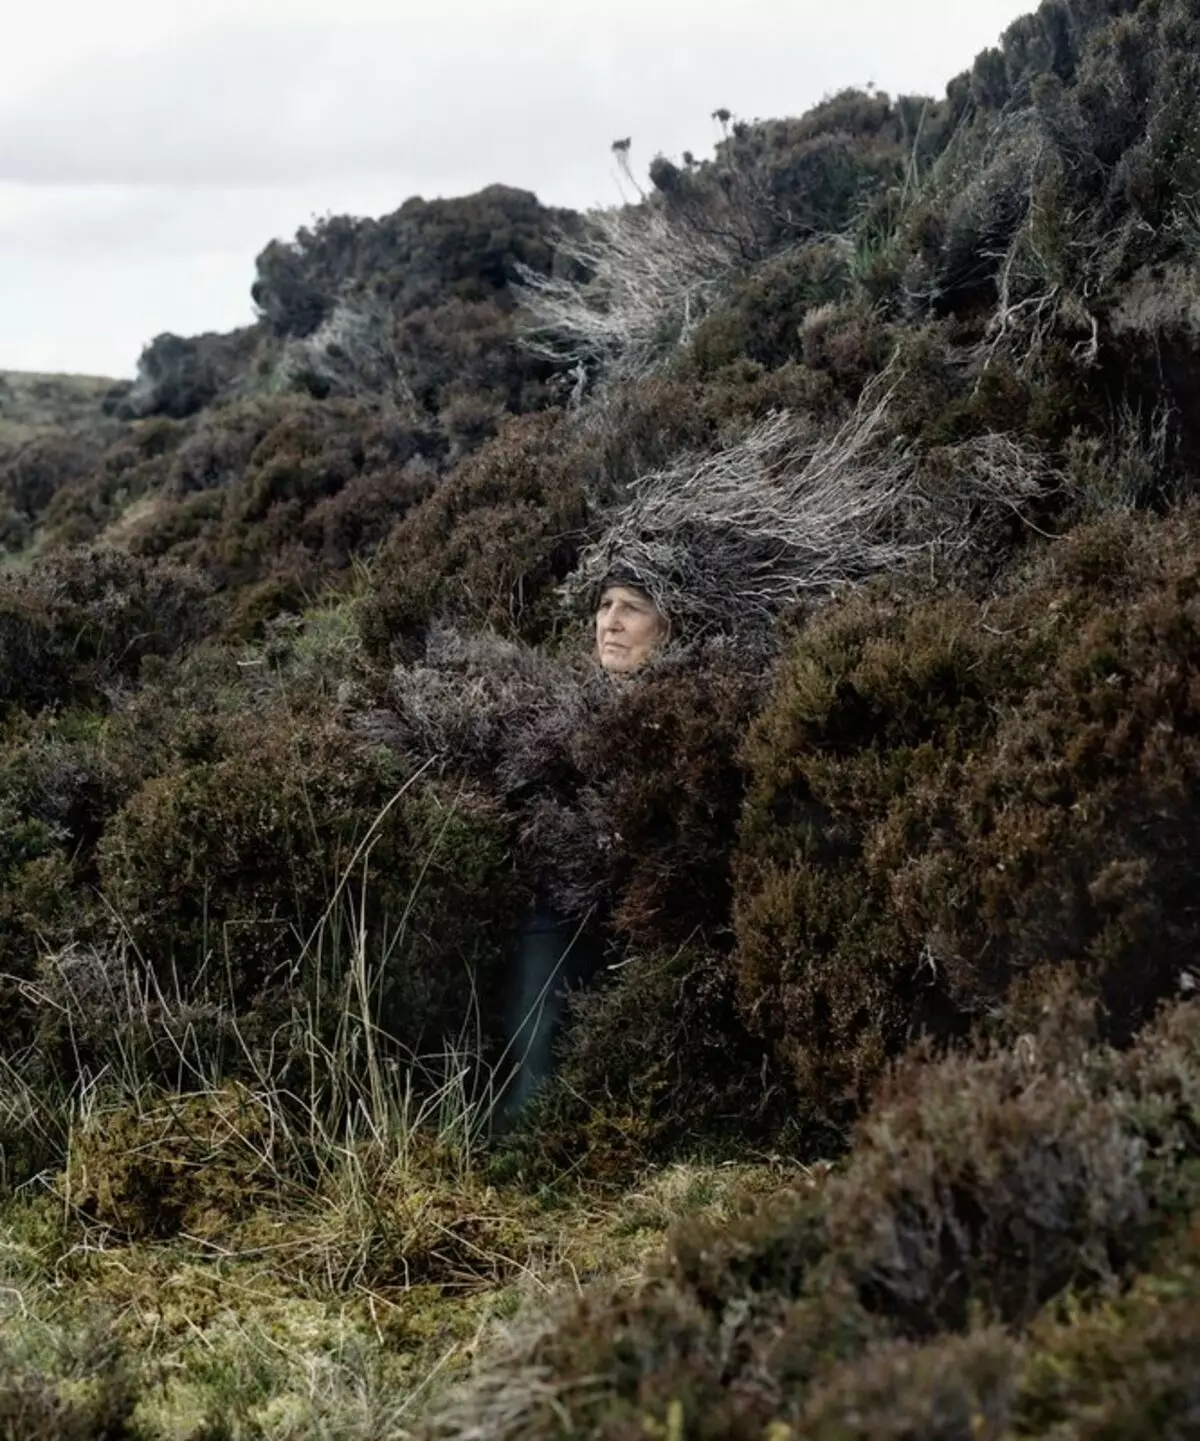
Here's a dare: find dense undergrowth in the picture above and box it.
[4,0,1200,1433]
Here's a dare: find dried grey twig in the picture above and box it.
[276,294,422,414]
[514,205,741,383]
[561,380,1057,635]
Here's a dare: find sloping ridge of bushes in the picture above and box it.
[3,0,1200,1433]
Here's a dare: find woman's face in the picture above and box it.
[595,584,669,674]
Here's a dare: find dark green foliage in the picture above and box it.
[96,707,525,1052]
[252,186,567,339]
[121,326,262,421]
[685,244,852,375]
[0,430,107,549]
[513,946,784,1177]
[360,410,592,659]
[735,509,1200,1128]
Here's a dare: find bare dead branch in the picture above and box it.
[514,205,742,383]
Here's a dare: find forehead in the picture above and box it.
[598,583,654,607]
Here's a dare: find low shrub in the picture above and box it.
[359,410,593,660]
[735,508,1200,1129]
[97,707,526,1055]
[423,992,1200,1440]
[685,244,853,375]
[1015,1219,1200,1438]
[0,549,214,716]
[512,946,786,1179]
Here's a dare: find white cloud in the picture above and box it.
[1,0,1035,375]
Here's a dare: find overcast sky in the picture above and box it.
[2,0,1034,378]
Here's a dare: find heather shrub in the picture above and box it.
[396,296,553,421]
[121,325,261,419]
[425,994,1200,1440]
[560,649,766,951]
[371,630,765,949]
[1015,1219,1200,1438]
[685,243,853,376]
[516,945,785,1176]
[0,710,125,999]
[864,0,1200,475]
[0,431,104,549]
[576,375,726,483]
[163,395,297,497]
[736,508,1200,1126]
[209,397,428,577]
[359,410,593,660]
[37,417,184,548]
[0,548,214,715]
[96,708,525,1053]
[794,1330,1020,1441]
[97,395,437,638]
[0,1333,138,1441]
[253,186,564,340]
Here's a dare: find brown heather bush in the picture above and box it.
[0,709,128,1005]
[0,548,214,716]
[512,945,785,1179]
[96,707,525,1052]
[359,409,593,660]
[794,1330,1021,1441]
[0,430,108,550]
[735,507,1200,1130]
[685,244,853,377]
[371,629,766,950]
[425,991,1200,1440]
[564,650,766,952]
[188,397,430,583]
[38,416,184,548]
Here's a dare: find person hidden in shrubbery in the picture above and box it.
[368,402,967,1137]
[496,567,671,1128]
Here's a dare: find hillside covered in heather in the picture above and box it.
[4,0,1200,1435]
